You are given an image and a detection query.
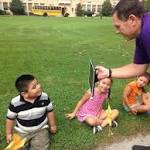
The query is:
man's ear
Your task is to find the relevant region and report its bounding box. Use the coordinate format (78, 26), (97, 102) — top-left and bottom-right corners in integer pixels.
(128, 14), (138, 26)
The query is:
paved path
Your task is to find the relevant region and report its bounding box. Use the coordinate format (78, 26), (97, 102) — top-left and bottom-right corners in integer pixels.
(95, 134), (150, 150)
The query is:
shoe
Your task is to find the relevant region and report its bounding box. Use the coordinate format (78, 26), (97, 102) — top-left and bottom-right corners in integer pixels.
(111, 121), (118, 128)
(93, 126), (97, 134)
(97, 125), (102, 132)
(93, 126), (102, 134)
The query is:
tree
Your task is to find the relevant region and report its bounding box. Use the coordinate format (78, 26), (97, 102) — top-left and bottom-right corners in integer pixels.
(144, 0), (150, 11)
(102, 0), (112, 16)
(10, 0), (25, 15)
(0, 10), (6, 15)
(76, 3), (83, 16)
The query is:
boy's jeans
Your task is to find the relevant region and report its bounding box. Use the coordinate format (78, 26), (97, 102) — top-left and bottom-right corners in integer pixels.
(15, 128), (50, 150)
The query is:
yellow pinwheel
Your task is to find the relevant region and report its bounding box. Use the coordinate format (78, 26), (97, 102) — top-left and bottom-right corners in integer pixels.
(106, 103), (113, 136)
(106, 103), (113, 126)
(4, 133), (27, 150)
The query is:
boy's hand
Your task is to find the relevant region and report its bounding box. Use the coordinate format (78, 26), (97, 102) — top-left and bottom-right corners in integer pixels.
(50, 125), (57, 134)
(6, 134), (12, 144)
(65, 113), (76, 120)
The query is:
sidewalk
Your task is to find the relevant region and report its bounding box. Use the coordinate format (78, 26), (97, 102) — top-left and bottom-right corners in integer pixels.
(95, 134), (150, 150)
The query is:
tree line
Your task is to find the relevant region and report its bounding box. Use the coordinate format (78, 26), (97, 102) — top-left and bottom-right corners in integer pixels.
(0, 0), (150, 16)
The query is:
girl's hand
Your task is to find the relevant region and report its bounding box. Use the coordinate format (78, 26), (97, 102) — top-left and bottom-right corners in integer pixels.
(6, 134), (12, 144)
(65, 113), (76, 120)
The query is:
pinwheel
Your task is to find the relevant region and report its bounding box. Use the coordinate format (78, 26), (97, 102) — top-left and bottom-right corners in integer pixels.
(106, 103), (113, 136)
(4, 133), (27, 150)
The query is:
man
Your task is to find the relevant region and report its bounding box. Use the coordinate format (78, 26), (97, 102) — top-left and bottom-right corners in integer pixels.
(96, 1), (150, 149)
(96, 0), (150, 79)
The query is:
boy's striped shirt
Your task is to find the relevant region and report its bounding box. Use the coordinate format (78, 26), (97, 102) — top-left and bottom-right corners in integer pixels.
(7, 92), (53, 133)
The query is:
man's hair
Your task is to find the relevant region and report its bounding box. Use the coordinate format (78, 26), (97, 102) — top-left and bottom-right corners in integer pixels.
(112, 0), (145, 21)
(15, 74), (35, 93)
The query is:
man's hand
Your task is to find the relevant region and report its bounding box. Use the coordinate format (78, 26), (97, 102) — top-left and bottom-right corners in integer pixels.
(96, 66), (109, 79)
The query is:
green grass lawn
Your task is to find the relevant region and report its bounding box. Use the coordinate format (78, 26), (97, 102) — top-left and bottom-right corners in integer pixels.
(0, 16), (150, 150)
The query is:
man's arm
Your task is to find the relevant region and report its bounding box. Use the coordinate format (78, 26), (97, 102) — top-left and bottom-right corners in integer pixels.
(96, 63), (148, 79)
(111, 63), (148, 78)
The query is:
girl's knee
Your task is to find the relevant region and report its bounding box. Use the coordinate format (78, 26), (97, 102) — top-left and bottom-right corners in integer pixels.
(85, 117), (97, 126)
(113, 109), (119, 115)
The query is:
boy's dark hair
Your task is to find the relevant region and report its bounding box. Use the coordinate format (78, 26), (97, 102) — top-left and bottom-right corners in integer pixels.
(112, 0), (145, 21)
(15, 74), (35, 93)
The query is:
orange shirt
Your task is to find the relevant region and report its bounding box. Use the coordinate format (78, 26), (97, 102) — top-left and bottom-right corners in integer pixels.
(123, 81), (143, 106)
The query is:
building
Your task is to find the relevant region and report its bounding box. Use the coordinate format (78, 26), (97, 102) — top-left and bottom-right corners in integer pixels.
(0, 0), (119, 16)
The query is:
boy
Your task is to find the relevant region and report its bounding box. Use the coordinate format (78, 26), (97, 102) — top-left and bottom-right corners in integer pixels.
(6, 74), (57, 150)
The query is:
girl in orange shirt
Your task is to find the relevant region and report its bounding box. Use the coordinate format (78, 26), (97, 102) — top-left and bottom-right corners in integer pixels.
(123, 72), (150, 115)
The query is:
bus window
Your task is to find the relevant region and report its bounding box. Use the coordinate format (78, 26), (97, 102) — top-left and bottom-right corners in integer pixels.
(43, 6), (46, 10)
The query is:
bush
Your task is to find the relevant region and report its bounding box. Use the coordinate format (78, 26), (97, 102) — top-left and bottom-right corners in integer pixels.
(0, 10), (6, 15)
(64, 13), (69, 17)
(84, 10), (93, 17)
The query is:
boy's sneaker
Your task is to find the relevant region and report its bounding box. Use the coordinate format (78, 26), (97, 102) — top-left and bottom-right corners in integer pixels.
(111, 121), (118, 128)
(93, 126), (102, 134)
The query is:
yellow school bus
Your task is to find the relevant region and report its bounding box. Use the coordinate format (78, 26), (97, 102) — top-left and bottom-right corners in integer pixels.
(31, 6), (62, 16)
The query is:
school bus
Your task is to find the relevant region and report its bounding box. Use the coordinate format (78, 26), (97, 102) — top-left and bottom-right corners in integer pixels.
(31, 6), (63, 16)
